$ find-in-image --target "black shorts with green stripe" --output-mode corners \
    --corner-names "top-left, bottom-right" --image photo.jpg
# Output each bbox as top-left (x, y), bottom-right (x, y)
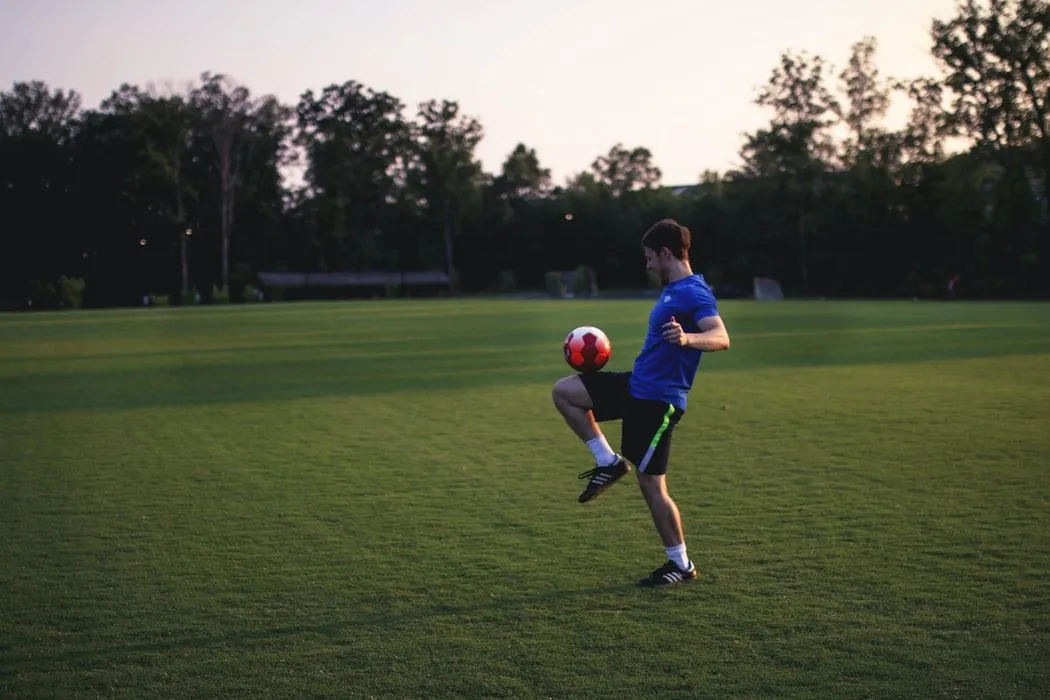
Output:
top-left (579, 371), bottom-right (684, 476)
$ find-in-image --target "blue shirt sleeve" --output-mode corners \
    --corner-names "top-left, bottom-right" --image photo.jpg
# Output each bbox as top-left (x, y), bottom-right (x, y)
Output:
top-left (691, 287), bottom-right (719, 325)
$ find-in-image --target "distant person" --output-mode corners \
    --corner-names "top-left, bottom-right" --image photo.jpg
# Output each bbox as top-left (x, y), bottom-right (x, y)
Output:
top-left (947, 274), bottom-right (960, 301)
top-left (551, 219), bottom-right (731, 587)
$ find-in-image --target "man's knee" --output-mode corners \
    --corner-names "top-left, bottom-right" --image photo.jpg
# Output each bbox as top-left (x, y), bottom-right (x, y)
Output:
top-left (637, 472), bottom-right (668, 500)
top-left (552, 375), bottom-right (592, 409)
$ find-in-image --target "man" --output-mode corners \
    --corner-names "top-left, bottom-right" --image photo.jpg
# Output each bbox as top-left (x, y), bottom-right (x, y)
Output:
top-left (947, 274), bottom-right (960, 301)
top-left (551, 218), bottom-right (730, 587)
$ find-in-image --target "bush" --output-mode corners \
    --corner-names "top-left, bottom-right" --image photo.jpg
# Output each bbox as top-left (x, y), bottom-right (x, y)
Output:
top-left (572, 265), bottom-right (597, 298)
top-left (59, 276), bottom-right (86, 309)
top-left (229, 262), bottom-right (251, 303)
top-left (494, 270), bottom-right (517, 293)
top-left (27, 279), bottom-right (58, 308)
top-left (545, 271), bottom-right (566, 298)
top-left (211, 285), bottom-right (229, 304)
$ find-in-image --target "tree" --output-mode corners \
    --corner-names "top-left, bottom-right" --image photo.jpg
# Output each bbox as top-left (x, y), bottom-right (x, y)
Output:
top-left (192, 73), bottom-right (257, 292)
top-left (10, 16), bottom-right (1050, 307)
top-left (234, 94), bottom-right (294, 280)
top-left (837, 37), bottom-right (898, 169)
top-left (102, 84), bottom-right (200, 302)
top-left (899, 78), bottom-right (952, 165)
top-left (0, 81), bottom-right (82, 305)
top-left (932, 0), bottom-right (1050, 156)
top-left (409, 99), bottom-right (484, 287)
top-left (494, 143), bottom-right (552, 201)
top-left (590, 143), bottom-right (661, 197)
top-left (0, 80), bottom-right (81, 138)
top-left (738, 50), bottom-right (839, 292)
top-left (932, 0), bottom-right (1050, 293)
top-left (740, 50), bottom-right (840, 178)
top-left (295, 80), bottom-right (412, 271)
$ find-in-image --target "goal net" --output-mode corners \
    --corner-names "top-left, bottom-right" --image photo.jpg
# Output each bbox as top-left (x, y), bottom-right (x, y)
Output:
top-left (753, 277), bottom-right (784, 301)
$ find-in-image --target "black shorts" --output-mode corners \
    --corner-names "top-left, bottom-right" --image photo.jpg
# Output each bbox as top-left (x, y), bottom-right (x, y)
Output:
top-left (579, 371), bottom-right (684, 476)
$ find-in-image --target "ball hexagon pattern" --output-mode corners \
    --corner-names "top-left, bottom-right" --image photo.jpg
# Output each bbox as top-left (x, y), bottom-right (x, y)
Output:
top-left (563, 325), bottom-right (611, 373)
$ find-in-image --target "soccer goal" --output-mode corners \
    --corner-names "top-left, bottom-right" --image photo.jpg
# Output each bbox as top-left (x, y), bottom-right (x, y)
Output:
top-left (753, 277), bottom-right (784, 301)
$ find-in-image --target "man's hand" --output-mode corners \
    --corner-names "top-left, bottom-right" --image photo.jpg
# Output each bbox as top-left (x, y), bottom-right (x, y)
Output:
top-left (661, 316), bottom-right (687, 346)
top-left (662, 315), bottom-right (731, 352)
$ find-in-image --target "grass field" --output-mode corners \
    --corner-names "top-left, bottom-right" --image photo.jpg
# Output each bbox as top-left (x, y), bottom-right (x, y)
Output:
top-left (1, 298), bottom-right (1049, 698)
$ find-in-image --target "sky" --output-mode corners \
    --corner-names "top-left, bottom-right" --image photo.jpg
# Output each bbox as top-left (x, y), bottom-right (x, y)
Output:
top-left (1, 0), bottom-right (959, 186)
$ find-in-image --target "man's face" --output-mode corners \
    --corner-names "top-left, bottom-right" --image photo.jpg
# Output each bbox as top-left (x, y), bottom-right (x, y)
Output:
top-left (644, 246), bottom-right (669, 285)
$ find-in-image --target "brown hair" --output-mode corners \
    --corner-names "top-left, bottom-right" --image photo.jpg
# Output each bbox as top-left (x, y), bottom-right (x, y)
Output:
top-left (641, 218), bottom-right (691, 260)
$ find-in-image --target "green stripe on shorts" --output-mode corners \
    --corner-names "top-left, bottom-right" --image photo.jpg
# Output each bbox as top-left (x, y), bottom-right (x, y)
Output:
top-left (638, 403), bottom-right (676, 472)
top-left (649, 404), bottom-right (675, 449)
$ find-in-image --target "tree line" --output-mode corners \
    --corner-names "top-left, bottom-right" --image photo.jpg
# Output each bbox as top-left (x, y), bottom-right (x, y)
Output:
top-left (2, 0), bottom-right (1048, 308)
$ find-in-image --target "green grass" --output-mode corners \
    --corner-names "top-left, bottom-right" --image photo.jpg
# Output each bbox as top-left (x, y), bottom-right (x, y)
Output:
top-left (1, 298), bottom-right (1049, 698)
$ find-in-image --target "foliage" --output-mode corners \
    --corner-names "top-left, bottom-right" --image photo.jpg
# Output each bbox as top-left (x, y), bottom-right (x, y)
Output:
top-left (58, 276), bottom-right (85, 309)
top-left (493, 270), bottom-right (517, 294)
top-left (2, 0), bottom-right (1049, 305)
top-left (572, 265), bottom-right (598, 298)
top-left (545, 271), bottom-right (566, 298)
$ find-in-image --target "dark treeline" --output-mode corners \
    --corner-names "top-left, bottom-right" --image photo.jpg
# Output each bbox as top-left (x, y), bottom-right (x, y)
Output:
top-left (3, 0), bottom-right (1049, 308)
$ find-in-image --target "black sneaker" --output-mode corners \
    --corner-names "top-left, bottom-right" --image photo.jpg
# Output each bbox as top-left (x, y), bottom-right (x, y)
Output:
top-left (577, 457), bottom-right (631, 503)
top-left (638, 560), bottom-right (698, 587)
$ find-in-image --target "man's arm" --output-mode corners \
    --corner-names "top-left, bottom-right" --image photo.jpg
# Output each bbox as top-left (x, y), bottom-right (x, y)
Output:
top-left (661, 315), bottom-right (731, 352)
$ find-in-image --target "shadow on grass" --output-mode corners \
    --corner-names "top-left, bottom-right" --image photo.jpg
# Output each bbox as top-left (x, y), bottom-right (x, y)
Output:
top-left (0, 581), bottom-right (657, 671)
top-left (2, 337), bottom-right (1050, 416)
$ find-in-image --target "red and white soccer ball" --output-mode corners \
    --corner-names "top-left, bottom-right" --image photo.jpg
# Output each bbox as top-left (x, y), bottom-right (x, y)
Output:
top-left (563, 325), bottom-right (612, 373)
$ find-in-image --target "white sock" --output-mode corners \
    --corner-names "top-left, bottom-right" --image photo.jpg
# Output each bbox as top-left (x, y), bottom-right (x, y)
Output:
top-left (585, 435), bottom-right (618, 466)
top-left (666, 544), bottom-right (690, 571)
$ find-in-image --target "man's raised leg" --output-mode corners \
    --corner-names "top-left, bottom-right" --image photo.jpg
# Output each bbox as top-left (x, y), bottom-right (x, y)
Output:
top-left (551, 375), bottom-right (601, 441)
top-left (552, 374), bottom-right (630, 502)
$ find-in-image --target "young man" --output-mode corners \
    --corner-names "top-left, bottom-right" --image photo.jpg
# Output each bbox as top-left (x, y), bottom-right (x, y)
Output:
top-left (551, 218), bottom-right (730, 587)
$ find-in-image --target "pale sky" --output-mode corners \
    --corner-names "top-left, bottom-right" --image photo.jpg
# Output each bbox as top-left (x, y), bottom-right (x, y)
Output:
top-left (1, 0), bottom-right (957, 186)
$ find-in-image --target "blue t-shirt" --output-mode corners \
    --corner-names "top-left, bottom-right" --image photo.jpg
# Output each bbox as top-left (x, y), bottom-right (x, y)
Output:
top-left (628, 274), bottom-right (719, 411)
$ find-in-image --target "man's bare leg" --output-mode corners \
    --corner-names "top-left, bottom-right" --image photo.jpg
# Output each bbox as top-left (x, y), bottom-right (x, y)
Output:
top-left (637, 473), bottom-right (686, 547)
top-left (551, 375), bottom-right (601, 442)
top-left (552, 375), bottom-right (629, 502)
top-left (634, 471), bottom-right (696, 586)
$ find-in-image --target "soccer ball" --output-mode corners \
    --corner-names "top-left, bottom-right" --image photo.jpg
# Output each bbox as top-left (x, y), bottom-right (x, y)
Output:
top-left (563, 326), bottom-right (611, 373)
